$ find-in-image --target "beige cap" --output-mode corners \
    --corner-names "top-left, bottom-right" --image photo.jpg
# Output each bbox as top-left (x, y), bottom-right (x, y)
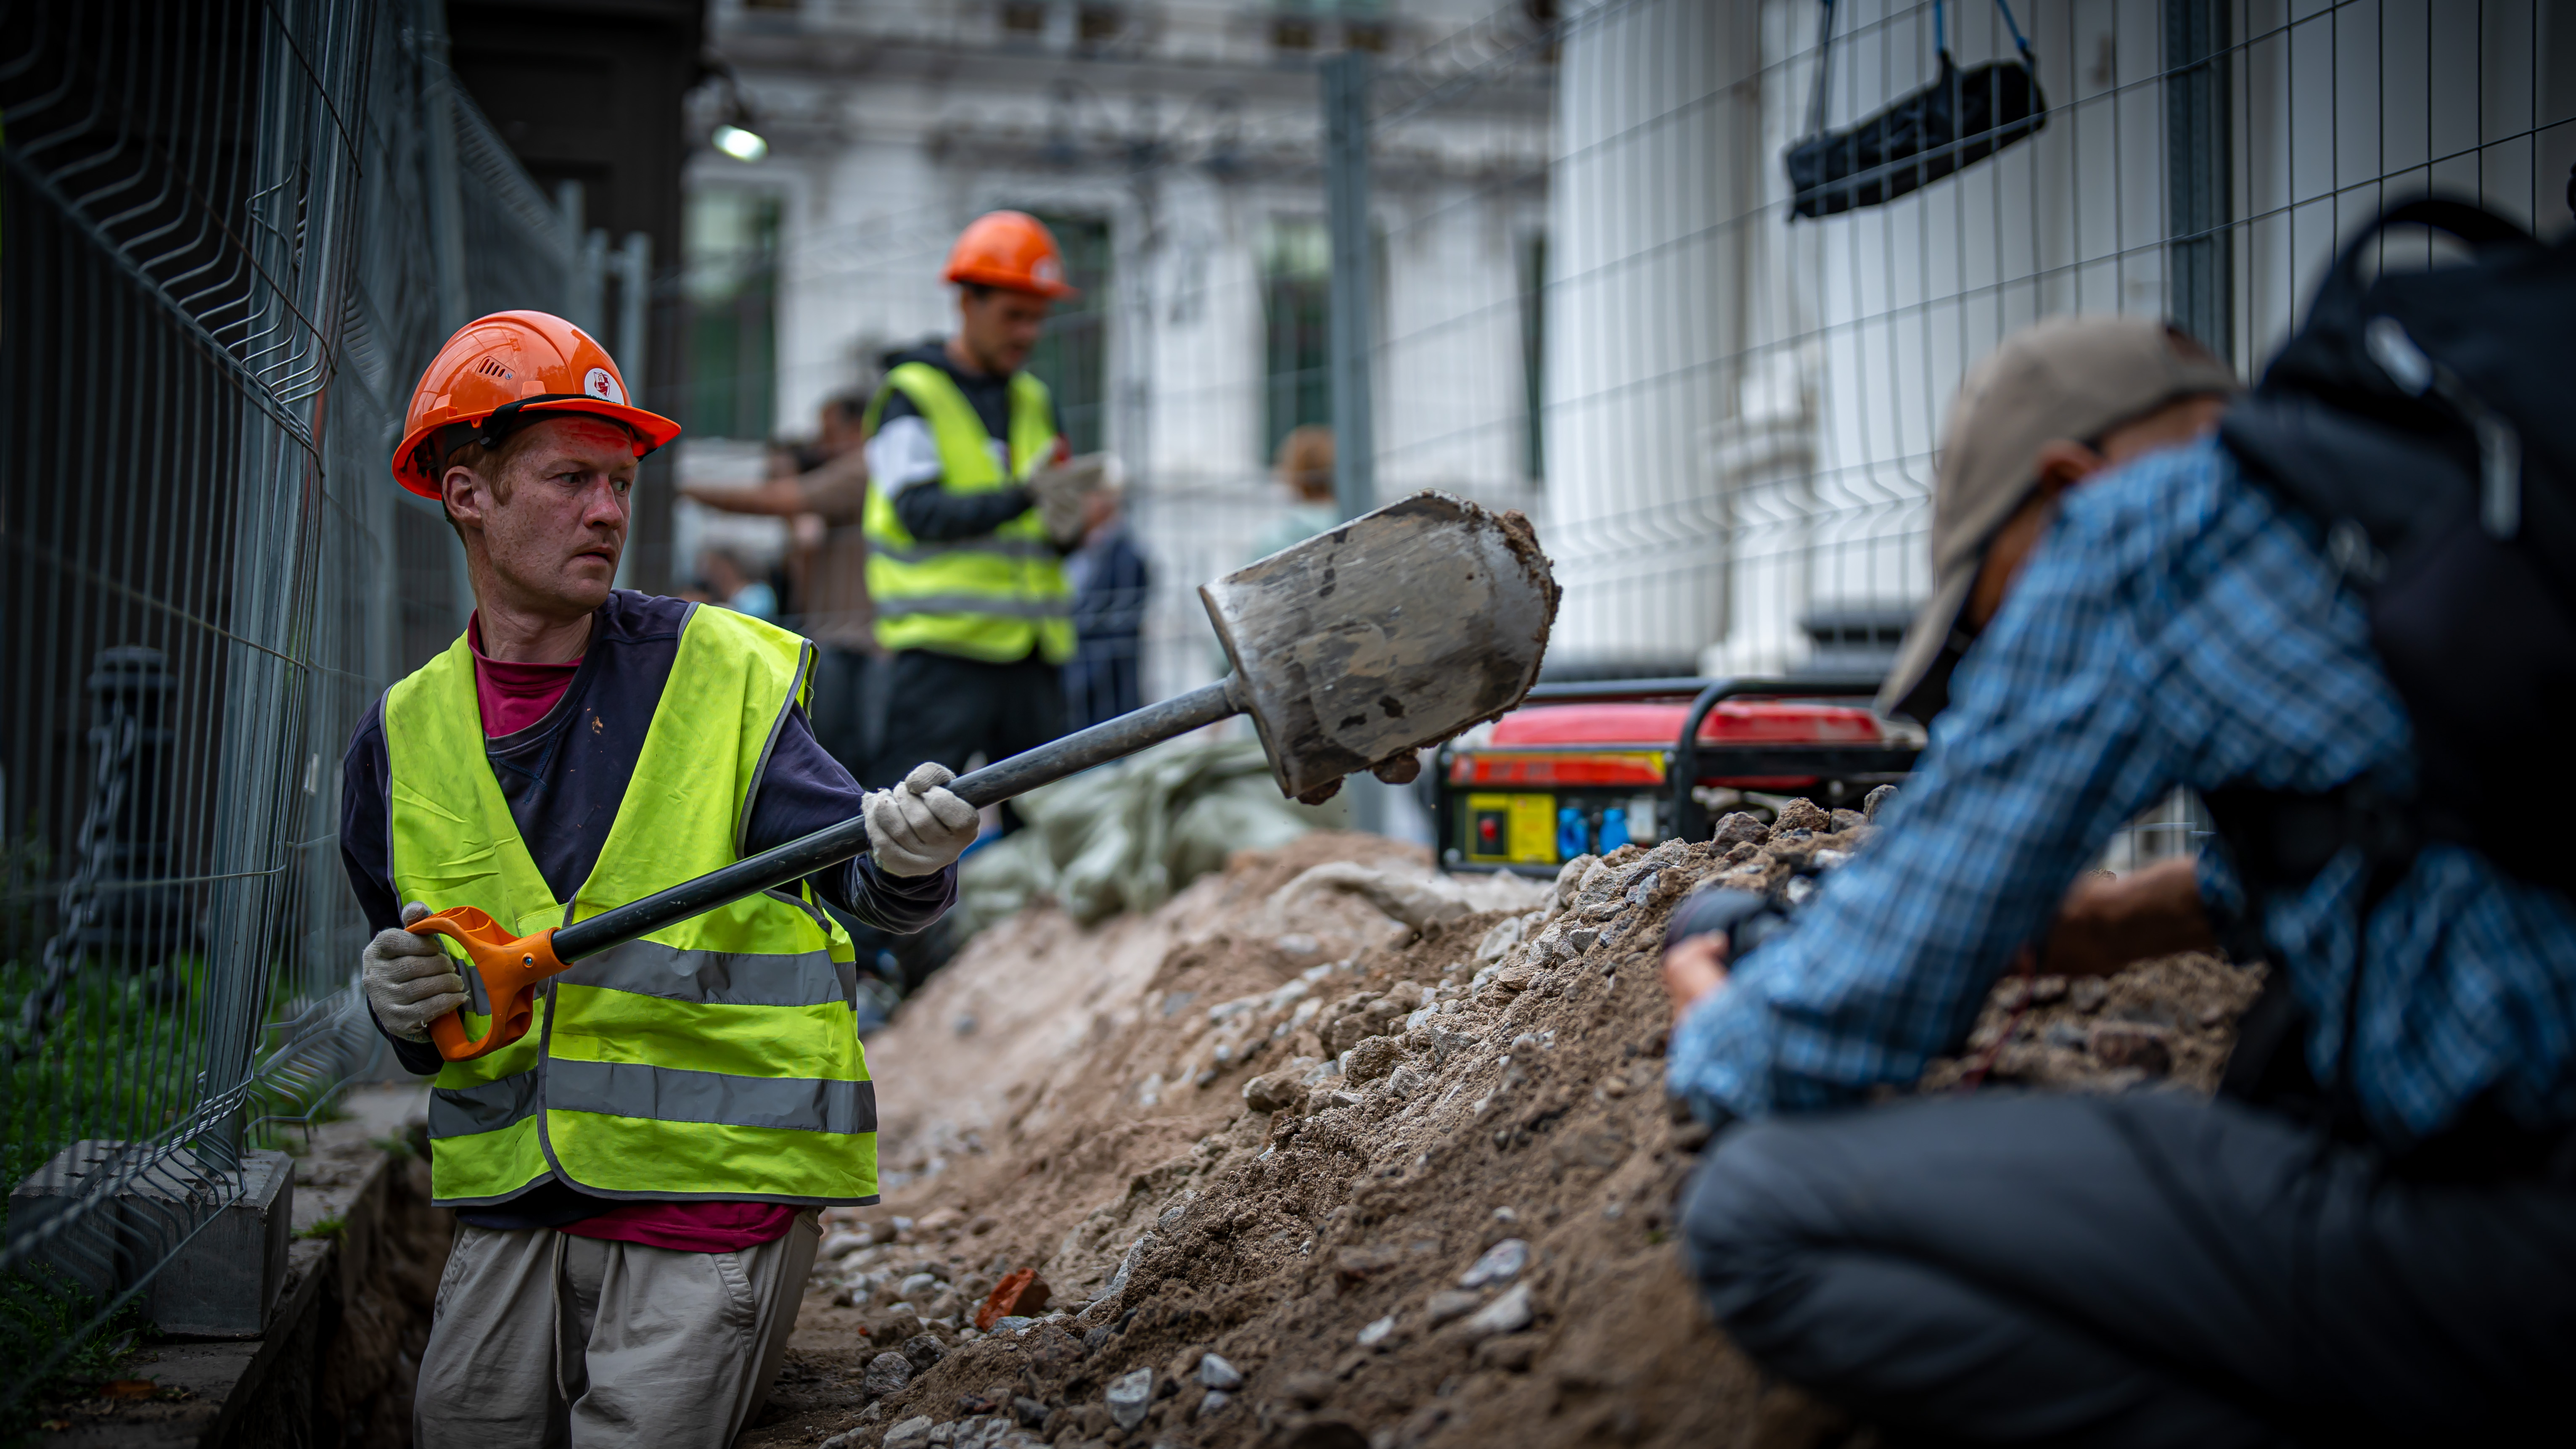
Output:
top-left (1877, 316), bottom-right (2241, 721)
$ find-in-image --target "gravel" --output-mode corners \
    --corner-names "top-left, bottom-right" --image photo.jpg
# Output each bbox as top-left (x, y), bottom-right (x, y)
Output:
top-left (1105, 1367), bottom-right (1156, 1430)
top-left (1459, 1282), bottom-right (1535, 1339)
top-left (1459, 1238), bottom-right (1529, 1288)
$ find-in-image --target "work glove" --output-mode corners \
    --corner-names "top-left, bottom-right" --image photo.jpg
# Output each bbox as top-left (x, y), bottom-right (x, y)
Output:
top-left (1026, 454), bottom-right (1111, 548)
top-left (364, 901), bottom-right (470, 1043)
top-left (865, 762), bottom-right (981, 877)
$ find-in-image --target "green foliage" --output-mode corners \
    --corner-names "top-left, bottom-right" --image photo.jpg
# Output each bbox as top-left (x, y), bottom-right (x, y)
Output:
top-left (0, 1266), bottom-right (148, 1436)
top-left (296, 1216), bottom-right (345, 1242)
top-left (0, 955), bottom-right (208, 1196)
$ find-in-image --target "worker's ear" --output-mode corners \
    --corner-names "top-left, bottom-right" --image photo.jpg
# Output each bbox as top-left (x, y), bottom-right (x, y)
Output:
top-left (2028, 439), bottom-right (2104, 503)
top-left (442, 463), bottom-right (493, 534)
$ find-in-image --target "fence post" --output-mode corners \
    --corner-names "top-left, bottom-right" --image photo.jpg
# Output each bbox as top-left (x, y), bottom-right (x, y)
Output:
top-left (2165, 0), bottom-right (2232, 364)
top-left (1321, 49), bottom-right (1386, 835)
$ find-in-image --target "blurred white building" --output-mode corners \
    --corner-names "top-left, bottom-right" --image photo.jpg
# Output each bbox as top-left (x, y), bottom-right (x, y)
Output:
top-left (686, 0), bottom-right (1554, 704)
top-left (687, 0), bottom-right (2576, 697)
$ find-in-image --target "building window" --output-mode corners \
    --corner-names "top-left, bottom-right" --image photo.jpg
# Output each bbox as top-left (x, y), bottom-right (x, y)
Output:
top-left (682, 188), bottom-right (781, 440)
top-left (1262, 218), bottom-right (1331, 464)
top-left (1025, 212), bottom-right (1111, 455)
top-left (1519, 230), bottom-right (1546, 480)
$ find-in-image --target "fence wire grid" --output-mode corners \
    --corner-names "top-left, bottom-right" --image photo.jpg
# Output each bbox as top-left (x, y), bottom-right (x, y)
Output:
top-left (0, 0), bottom-right (594, 1407)
top-left (696, 0), bottom-right (2568, 856)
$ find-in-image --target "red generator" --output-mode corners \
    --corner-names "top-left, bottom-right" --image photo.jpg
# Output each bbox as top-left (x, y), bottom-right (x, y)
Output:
top-left (1433, 677), bottom-right (1922, 875)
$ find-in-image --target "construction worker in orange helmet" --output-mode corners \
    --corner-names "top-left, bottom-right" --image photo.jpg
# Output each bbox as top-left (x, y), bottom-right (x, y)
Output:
top-left (349, 309), bottom-right (981, 1446)
top-left (858, 210), bottom-right (1107, 834)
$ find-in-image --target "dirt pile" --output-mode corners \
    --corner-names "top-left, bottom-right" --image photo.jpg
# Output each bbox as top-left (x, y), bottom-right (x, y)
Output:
top-left (746, 814), bottom-right (2259, 1449)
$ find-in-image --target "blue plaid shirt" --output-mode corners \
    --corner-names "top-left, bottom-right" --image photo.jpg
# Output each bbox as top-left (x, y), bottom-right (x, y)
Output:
top-left (1668, 439), bottom-right (2576, 1146)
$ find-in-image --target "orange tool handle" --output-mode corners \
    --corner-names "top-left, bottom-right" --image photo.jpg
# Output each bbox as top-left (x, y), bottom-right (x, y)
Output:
top-left (408, 906), bottom-right (572, 1062)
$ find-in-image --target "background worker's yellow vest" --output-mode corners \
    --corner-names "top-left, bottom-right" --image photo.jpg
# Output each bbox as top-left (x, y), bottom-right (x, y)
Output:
top-left (862, 362), bottom-right (1075, 665)
top-left (383, 605), bottom-right (877, 1208)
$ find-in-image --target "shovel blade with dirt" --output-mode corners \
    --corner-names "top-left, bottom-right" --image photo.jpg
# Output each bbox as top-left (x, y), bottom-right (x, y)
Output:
top-left (417, 489), bottom-right (1559, 1060)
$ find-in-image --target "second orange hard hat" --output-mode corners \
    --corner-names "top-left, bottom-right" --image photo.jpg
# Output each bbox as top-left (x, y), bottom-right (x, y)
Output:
top-left (944, 210), bottom-right (1079, 300)
top-left (392, 311), bottom-right (682, 499)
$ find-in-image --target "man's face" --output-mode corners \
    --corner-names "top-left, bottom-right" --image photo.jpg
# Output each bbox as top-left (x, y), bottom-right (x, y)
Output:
top-left (957, 287), bottom-right (1052, 375)
top-left (1964, 392), bottom-right (2231, 629)
top-left (443, 415), bottom-right (637, 619)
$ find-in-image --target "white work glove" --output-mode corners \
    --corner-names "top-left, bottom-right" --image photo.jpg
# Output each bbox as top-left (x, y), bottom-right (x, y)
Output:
top-left (364, 901), bottom-right (470, 1043)
top-left (865, 762), bottom-right (982, 877)
top-left (1026, 455), bottom-right (1110, 547)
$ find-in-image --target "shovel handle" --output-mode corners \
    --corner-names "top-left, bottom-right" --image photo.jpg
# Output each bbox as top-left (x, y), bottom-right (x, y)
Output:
top-left (411, 907), bottom-right (572, 1062)
top-left (516, 678), bottom-right (1244, 970)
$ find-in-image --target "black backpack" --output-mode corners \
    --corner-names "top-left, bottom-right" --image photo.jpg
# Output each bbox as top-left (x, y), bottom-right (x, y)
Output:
top-left (2216, 197), bottom-right (2576, 903)
top-left (2212, 199), bottom-right (2576, 1178)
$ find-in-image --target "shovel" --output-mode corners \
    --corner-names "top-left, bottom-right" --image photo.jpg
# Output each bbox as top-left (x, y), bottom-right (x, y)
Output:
top-left (415, 490), bottom-right (1559, 1060)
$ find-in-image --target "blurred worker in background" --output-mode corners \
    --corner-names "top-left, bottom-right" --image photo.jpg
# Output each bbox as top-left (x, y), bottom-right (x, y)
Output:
top-left (862, 210), bottom-right (1106, 799)
top-left (694, 544), bottom-right (777, 621)
top-left (1661, 314), bottom-right (2576, 1442)
top-left (348, 311), bottom-right (981, 1447)
top-left (683, 390), bottom-right (881, 774)
top-left (1062, 471), bottom-right (1150, 730)
top-left (1251, 423), bottom-right (1339, 563)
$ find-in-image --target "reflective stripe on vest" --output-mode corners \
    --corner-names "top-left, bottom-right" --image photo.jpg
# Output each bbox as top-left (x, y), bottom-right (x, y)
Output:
top-left (382, 604), bottom-right (878, 1208)
top-left (861, 362), bottom-right (1076, 665)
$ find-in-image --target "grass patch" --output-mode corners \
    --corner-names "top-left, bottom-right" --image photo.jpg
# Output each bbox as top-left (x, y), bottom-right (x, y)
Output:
top-left (296, 1216), bottom-right (345, 1242)
top-left (0, 1267), bottom-right (149, 1436)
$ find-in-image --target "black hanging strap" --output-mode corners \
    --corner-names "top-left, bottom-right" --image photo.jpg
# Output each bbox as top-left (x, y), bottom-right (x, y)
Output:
top-left (1787, 0), bottom-right (2047, 221)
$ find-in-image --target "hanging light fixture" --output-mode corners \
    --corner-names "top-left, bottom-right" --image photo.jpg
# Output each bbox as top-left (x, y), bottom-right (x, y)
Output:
top-left (702, 57), bottom-right (769, 164)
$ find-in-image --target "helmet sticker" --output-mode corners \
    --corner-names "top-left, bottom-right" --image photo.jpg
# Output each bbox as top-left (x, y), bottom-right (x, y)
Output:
top-left (582, 367), bottom-right (625, 405)
top-left (1033, 256), bottom-right (1062, 284)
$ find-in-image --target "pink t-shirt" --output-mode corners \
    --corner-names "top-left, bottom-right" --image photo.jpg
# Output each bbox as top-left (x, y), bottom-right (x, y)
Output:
top-left (469, 614), bottom-right (800, 1253)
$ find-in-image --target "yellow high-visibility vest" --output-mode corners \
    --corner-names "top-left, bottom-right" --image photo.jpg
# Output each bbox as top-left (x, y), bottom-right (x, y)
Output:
top-left (383, 605), bottom-right (876, 1208)
top-left (861, 361), bottom-right (1074, 664)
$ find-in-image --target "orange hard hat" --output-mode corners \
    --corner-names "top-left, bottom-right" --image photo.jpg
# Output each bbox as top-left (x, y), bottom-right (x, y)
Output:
top-left (391, 310), bottom-right (682, 499)
top-left (943, 210), bottom-right (1079, 300)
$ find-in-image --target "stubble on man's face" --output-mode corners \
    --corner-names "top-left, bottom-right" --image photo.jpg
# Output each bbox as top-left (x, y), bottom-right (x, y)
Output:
top-left (475, 417), bottom-right (639, 619)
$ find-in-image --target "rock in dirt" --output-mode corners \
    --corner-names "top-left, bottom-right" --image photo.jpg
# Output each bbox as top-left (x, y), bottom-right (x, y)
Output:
top-left (1424, 1288), bottom-right (1484, 1325)
top-left (1243, 1069), bottom-right (1304, 1113)
top-left (1710, 812), bottom-right (1768, 849)
top-left (1197, 1388), bottom-right (1233, 1418)
top-left (863, 1349), bottom-right (914, 1397)
top-left (1459, 1282), bottom-right (1535, 1339)
top-left (1830, 808), bottom-right (1869, 833)
top-left (2089, 1022), bottom-right (2174, 1076)
top-left (900, 1332), bottom-right (948, 1372)
top-left (1198, 1351), bottom-right (1243, 1389)
top-left (1772, 798), bottom-right (1830, 834)
top-left (883, 1416), bottom-right (934, 1449)
top-left (1459, 1238), bottom-right (1529, 1288)
top-left (2070, 978), bottom-right (2110, 1013)
top-left (1357, 1313), bottom-right (1396, 1347)
top-left (1863, 783), bottom-right (1899, 820)
top-left (1105, 1367), bottom-right (1157, 1429)
top-left (1341, 1035), bottom-right (1401, 1083)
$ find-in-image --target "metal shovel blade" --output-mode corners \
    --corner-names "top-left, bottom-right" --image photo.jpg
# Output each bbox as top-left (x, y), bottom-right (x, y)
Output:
top-left (1202, 490), bottom-right (1560, 801)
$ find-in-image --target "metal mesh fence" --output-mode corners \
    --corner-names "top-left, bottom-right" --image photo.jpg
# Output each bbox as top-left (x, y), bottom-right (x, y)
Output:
top-left (701, 0), bottom-right (2576, 858)
top-left (0, 0), bottom-right (581, 1406)
top-left (1364, 0), bottom-right (2572, 862)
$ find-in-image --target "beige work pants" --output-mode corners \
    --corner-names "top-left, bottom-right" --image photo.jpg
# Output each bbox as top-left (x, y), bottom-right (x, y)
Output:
top-left (414, 1211), bottom-right (820, 1449)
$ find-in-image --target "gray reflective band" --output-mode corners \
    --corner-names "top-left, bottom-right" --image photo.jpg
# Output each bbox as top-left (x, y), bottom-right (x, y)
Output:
top-left (873, 594), bottom-right (1071, 619)
top-left (431, 1072), bottom-right (541, 1138)
top-left (568, 939), bottom-right (856, 1008)
top-left (873, 536), bottom-right (1055, 563)
top-left (547, 1060), bottom-right (877, 1135)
